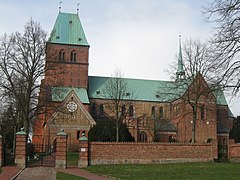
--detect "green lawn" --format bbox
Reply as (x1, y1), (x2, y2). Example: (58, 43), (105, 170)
(67, 152), (78, 166)
(56, 172), (86, 180)
(84, 162), (240, 180)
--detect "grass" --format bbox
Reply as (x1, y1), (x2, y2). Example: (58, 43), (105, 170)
(56, 172), (86, 180)
(84, 162), (240, 180)
(67, 152), (78, 166)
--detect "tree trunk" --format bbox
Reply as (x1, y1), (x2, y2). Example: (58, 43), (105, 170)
(192, 106), (197, 143)
(116, 120), (119, 142)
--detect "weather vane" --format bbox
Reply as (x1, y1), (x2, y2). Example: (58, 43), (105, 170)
(59, 1), (62, 12)
(77, 3), (80, 14)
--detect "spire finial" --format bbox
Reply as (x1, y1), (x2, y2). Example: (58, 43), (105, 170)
(59, 1), (62, 12)
(77, 3), (80, 14)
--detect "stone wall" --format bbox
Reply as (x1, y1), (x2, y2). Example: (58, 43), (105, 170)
(88, 142), (217, 165)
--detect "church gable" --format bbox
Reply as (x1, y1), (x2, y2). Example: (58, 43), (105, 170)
(48, 90), (96, 130)
(182, 74), (216, 103)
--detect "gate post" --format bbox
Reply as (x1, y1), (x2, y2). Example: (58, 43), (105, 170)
(55, 129), (67, 169)
(78, 133), (89, 168)
(15, 128), (27, 169)
(0, 135), (3, 167)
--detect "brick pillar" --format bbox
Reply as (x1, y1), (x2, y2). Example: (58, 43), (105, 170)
(0, 135), (3, 167)
(55, 129), (68, 169)
(211, 139), (218, 160)
(15, 128), (27, 169)
(78, 133), (89, 168)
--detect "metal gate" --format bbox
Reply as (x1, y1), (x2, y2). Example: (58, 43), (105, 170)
(3, 143), (14, 166)
(26, 141), (56, 167)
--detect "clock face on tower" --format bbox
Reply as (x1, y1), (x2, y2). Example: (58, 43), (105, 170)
(67, 101), (78, 112)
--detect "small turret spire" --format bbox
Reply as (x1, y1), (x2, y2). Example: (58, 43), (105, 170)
(77, 3), (80, 14)
(59, 1), (62, 12)
(176, 34), (185, 80)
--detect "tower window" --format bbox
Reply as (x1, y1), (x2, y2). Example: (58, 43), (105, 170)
(59, 50), (65, 61)
(71, 51), (77, 62)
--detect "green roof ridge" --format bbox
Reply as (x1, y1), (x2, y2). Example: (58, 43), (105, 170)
(48, 12), (89, 46)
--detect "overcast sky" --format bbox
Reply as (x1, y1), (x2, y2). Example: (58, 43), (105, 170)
(0, 0), (239, 116)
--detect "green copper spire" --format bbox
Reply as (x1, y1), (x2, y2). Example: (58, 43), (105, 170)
(48, 12), (89, 46)
(176, 35), (185, 80)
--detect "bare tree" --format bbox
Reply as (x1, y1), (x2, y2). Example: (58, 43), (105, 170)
(0, 19), (47, 136)
(166, 38), (221, 143)
(204, 0), (240, 93)
(103, 69), (134, 142)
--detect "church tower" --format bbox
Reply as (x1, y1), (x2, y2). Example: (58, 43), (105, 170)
(33, 12), (93, 145)
(45, 12), (89, 88)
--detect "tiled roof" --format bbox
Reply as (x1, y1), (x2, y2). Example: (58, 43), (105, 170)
(51, 87), (89, 104)
(155, 121), (178, 132)
(88, 76), (227, 105)
(88, 76), (186, 102)
(213, 89), (228, 106)
(217, 121), (230, 134)
(48, 12), (89, 46)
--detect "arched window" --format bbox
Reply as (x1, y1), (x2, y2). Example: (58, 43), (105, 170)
(151, 106), (156, 118)
(200, 105), (205, 120)
(139, 131), (147, 142)
(129, 105), (134, 117)
(59, 50), (65, 61)
(70, 51), (77, 62)
(121, 105), (126, 116)
(91, 103), (97, 116)
(77, 130), (80, 139)
(159, 107), (163, 119)
(99, 104), (104, 116)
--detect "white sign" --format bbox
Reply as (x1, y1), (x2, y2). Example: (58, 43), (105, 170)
(81, 148), (86, 152)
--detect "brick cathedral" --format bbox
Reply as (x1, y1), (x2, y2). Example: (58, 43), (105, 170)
(32, 12), (234, 151)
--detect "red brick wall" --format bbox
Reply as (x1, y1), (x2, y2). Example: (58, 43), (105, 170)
(171, 94), (217, 143)
(228, 139), (240, 162)
(88, 142), (217, 165)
